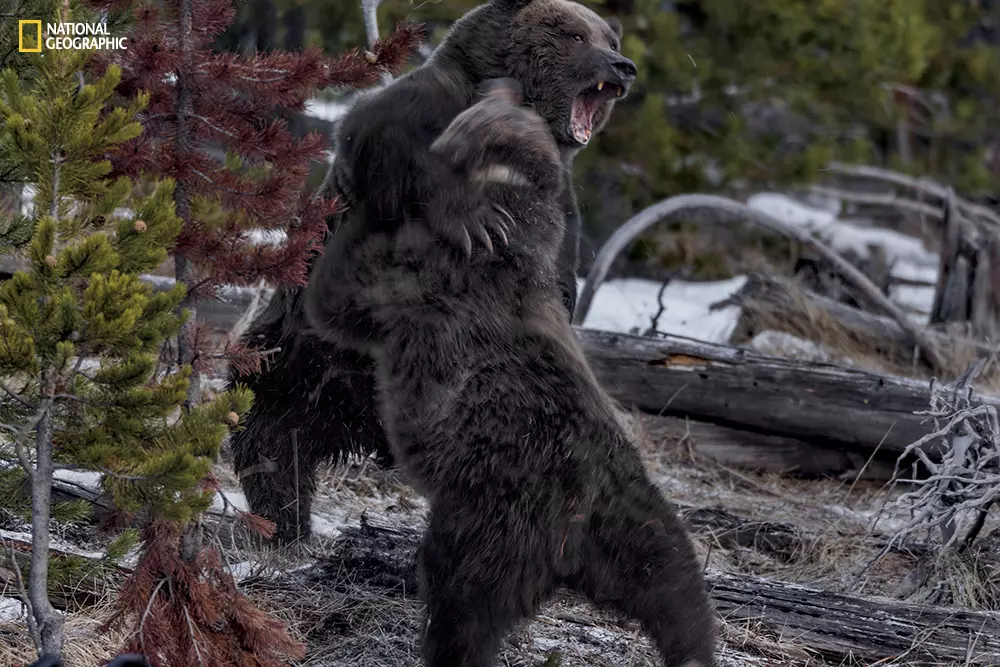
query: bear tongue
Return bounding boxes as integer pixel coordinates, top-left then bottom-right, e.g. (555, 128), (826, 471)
(570, 96), (594, 145)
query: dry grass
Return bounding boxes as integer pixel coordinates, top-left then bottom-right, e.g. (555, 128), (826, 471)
(731, 277), (1000, 388)
(0, 611), (129, 667)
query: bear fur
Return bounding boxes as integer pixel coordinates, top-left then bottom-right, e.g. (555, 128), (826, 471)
(229, 0), (634, 543)
(304, 78), (716, 667)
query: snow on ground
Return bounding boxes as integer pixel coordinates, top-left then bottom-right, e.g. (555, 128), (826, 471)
(0, 597), (24, 624)
(575, 275), (746, 343)
(0, 529), (106, 561)
(747, 192), (939, 321)
(747, 193), (938, 269)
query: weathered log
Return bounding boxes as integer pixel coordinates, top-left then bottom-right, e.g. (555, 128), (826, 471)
(639, 413), (900, 481)
(713, 272), (996, 361)
(930, 192), (1000, 343)
(710, 571), (1000, 665)
(303, 520), (1000, 666)
(576, 328), (1000, 466)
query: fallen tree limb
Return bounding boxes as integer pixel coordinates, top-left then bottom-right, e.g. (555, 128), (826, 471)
(299, 520), (1000, 666)
(576, 328), (1000, 465)
(824, 162), (1000, 230)
(572, 194), (946, 370)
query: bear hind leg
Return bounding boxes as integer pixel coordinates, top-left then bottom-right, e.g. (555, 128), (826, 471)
(571, 488), (716, 667)
(418, 502), (555, 667)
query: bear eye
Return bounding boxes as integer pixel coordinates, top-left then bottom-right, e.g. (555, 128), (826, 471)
(573, 34), (584, 43)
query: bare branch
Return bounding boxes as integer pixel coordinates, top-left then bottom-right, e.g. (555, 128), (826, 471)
(361, 0), (383, 49)
(573, 194), (947, 370)
(809, 185), (943, 220)
(0, 381), (35, 409)
(824, 162), (1000, 230)
(3, 537), (38, 650)
(876, 363), (1000, 558)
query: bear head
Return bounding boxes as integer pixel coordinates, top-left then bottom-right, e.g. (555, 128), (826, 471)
(503, 0), (637, 148)
(435, 0), (637, 151)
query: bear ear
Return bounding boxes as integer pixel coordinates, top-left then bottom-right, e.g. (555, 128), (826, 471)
(606, 16), (623, 39)
(491, 0), (537, 11)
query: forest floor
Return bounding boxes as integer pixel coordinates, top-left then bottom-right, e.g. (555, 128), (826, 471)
(3, 386), (1000, 666)
(7, 399), (996, 667)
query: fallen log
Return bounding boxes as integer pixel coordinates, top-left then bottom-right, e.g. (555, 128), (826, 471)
(713, 272), (996, 361)
(639, 413), (900, 481)
(296, 520), (1000, 666)
(577, 328), (1000, 467)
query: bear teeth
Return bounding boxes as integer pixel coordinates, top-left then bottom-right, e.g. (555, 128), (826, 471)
(596, 81), (604, 91)
(615, 85), (623, 97)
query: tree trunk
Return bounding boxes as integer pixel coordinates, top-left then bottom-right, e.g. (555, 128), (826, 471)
(28, 371), (63, 658)
(174, 0), (201, 408)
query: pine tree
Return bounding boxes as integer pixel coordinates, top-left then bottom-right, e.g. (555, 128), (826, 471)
(87, 0), (420, 405)
(0, 8), (295, 662)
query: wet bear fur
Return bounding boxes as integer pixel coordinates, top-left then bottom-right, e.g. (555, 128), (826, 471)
(229, 0), (633, 543)
(304, 78), (716, 667)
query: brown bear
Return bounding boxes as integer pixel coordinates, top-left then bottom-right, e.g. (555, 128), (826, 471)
(229, 0), (634, 544)
(304, 76), (716, 667)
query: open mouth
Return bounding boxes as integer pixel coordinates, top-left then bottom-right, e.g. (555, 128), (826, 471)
(569, 80), (624, 145)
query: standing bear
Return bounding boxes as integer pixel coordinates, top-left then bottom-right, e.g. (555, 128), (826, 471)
(305, 77), (716, 667)
(229, 0), (635, 543)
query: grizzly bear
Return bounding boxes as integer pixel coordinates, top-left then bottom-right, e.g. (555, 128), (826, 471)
(229, 0), (634, 543)
(304, 78), (716, 667)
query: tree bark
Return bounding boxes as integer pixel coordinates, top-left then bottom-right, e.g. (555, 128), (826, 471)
(27, 371), (63, 657)
(173, 0), (201, 408)
(575, 328), (1000, 467)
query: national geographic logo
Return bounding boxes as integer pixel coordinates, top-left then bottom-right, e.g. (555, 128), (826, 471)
(18, 21), (128, 52)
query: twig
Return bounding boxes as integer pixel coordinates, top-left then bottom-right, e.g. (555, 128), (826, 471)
(4, 537), (39, 650)
(137, 577), (167, 654)
(361, 0), (383, 49)
(572, 193), (947, 370)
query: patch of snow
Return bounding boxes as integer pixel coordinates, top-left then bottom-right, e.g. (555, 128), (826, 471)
(20, 184), (36, 217)
(892, 284), (935, 320)
(209, 489), (249, 513)
(304, 98), (349, 123)
(747, 193), (938, 269)
(749, 330), (853, 367)
(0, 596), (25, 624)
(246, 229), (288, 248)
(893, 260), (938, 283)
(575, 275), (746, 344)
(311, 510), (351, 538)
(53, 469), (102, 490)
(228, 560), (254, 581)
(0, 530), (106, 561)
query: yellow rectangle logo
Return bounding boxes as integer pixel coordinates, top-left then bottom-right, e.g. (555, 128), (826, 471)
(18, 20), (42, 53)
